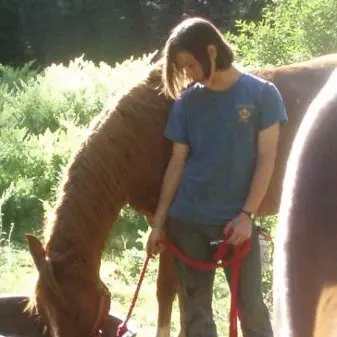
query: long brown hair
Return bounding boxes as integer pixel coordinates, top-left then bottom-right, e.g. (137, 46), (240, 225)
(162, 17), (234, 99)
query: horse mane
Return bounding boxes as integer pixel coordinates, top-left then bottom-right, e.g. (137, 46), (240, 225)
(45, 65), (164, 256)
(28, 64), (167, 314)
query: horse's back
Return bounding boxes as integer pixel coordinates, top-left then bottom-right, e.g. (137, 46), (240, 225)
(255, 54), (337, 215)
(274, 68), (337, 337)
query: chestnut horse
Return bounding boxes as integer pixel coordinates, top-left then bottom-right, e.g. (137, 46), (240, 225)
(26, 54), (337, 337)
(274, 68), (337, 337)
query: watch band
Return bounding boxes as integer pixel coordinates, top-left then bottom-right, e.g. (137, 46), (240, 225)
(241, 209), (256, 220)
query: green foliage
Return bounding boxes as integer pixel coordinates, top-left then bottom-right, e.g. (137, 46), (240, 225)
(0, 61), (37, 91)
(0, 125), (84, 239)
(256, 215), (278, 309)
(227, 0), (337, 67)
(105, 206), (149, 258)
(0, 53), (154, 240)
(1, 54), (154, 134)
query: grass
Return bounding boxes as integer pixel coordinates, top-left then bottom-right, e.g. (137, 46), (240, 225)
(0, 243), (231, 336)
(0, 224), (273, 337)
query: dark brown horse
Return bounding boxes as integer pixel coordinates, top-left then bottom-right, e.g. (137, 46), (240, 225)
(26, 55), (337, 337)
(274, 68), (337, 337)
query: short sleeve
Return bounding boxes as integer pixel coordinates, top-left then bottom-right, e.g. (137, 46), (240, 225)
(259, 82), (288, 131)
(164, 98), (188, 144)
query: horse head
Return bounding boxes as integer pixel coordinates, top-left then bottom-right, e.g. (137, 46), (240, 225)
(26, 234), (111, 337)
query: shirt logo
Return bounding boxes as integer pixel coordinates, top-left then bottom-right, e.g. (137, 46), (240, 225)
(238, 105), (253, 123)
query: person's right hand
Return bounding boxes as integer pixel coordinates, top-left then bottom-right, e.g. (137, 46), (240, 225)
(146, 228), (166, 257)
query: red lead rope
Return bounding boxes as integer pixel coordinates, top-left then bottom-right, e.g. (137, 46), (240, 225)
(117, 235), (251, 337)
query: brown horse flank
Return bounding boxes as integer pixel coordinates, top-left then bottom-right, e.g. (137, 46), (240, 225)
(26, 55), (337, 337)
(274, 69), (337, 337)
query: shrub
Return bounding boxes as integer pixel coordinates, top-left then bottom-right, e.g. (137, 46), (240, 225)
(227, 0), (337, 68)
(0, 53), (155, 241)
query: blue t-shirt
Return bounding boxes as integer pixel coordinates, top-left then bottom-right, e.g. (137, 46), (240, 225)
(164, 72), (287, 225)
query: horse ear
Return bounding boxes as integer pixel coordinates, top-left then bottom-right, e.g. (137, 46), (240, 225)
(25, 234), (46, 271)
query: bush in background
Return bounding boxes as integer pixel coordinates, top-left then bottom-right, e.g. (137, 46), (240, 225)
(227, 0), (337, 68)
(0, 53), (154, 242)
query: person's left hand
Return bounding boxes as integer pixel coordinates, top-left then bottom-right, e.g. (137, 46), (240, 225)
(224, 212), (253, 245)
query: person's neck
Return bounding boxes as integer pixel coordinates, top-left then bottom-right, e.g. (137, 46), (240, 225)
(205, 66), (242, 91)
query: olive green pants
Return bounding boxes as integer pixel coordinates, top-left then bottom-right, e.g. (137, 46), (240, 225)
(166, 217), (273, 337)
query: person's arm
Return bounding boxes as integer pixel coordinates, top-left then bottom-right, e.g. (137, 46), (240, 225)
(242, 123), (280, 214)
(152, 142), (190, 229)
(146, 142), (189, 256)
(226, 123), (280, 245)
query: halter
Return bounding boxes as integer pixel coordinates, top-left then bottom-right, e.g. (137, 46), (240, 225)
(40, 279), (111, 337)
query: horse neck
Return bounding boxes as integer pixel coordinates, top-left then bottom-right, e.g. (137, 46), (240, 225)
(44, 115), (132, 267)
(45, 184), (126, 274)
(42, 72), (164, 270)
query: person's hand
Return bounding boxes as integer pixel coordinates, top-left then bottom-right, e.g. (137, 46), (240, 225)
(146, 228), (166, 257)
(224, 212), (253, 245)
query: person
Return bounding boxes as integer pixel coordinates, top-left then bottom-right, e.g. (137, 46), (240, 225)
(146, 17), (287, 337)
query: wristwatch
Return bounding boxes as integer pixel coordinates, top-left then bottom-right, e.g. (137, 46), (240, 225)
(241, 209), (256, 221)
